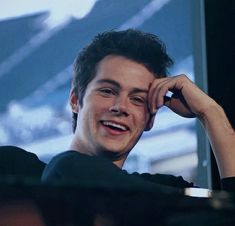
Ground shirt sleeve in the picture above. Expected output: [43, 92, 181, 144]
[132, 172, 195, 189]
[220, 177, 235, 192]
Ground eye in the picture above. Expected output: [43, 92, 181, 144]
[98, 88, 116, 96]
[130, 96, 146, 106]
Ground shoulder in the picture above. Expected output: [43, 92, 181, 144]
[131, 172, 194, 188]
[41, 150, 123, 185]
[0, 145, 46, 181]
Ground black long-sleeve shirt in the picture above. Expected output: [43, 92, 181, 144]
[41, 150, 235, 192]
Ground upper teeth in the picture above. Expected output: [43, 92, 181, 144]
[102, 121, 127, 131]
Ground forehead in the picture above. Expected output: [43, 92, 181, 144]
[92, 55, 155, 89]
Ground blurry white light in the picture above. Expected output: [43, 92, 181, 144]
[8, 103, 54, 129]
[0, 126, 9, 143]
[8, 102, 24, 118]
[56, 121, 71, 135]
[185, 188, 212, 198]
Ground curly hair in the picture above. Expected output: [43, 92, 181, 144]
[71, 29, 173, 132]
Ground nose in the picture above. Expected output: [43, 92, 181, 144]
[109, 95, 129, 117]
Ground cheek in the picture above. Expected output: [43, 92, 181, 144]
[135, 109, 149, 129]
[85, 104, 106, 125]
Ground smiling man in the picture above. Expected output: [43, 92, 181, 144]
[69, 55, 155, 168]
[41, 29, 235, 191]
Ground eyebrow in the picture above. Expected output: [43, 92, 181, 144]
[96, 79, 149, 94]
[97, 79, 121, 89]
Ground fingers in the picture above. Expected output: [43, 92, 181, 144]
[148, 74, 191, 114]
[148, 77, 171, 113]
[148, 74, 218, 119]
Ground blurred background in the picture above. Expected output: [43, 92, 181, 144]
[0, 0, 201, 185]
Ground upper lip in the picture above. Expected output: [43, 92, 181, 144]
[100, 120, 130, 131]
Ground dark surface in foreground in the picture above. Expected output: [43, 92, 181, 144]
[0, 182, 235, 226]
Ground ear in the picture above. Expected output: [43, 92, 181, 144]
[69, 90, 79, 113]
[144, 113, 156, 131]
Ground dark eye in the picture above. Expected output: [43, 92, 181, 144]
[99, 88, 116, 96]
[130, 96, 146, 106]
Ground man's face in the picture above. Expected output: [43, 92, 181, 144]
[71, 55, 156, 164]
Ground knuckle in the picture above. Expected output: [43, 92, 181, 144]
[178, 74, 188, 79]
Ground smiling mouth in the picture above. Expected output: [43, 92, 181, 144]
[101, 121, 129, 132]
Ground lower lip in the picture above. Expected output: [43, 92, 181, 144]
[101, 124, 128, 135]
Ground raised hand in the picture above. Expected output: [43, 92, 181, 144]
[148, 74, 217, 119]
[148, 74, 235, 179]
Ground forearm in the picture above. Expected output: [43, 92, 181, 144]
[149, 75, 235, 179]
[199, 103, 235, 178]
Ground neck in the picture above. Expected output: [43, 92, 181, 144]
[112, 158, 125, 168]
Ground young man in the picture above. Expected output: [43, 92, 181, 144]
[41, 29, 235, 191]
